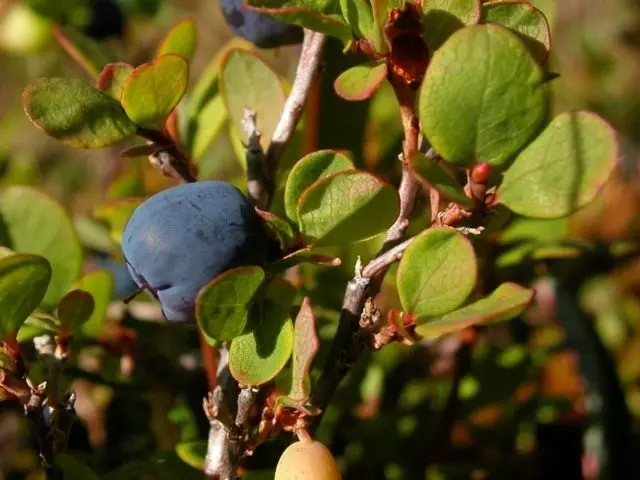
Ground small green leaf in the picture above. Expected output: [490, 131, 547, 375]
[23, 78, 137, 149]
[229, 300, 294, 386]
[334, 62, 388, 101]
[410, 152, 473, 207]
[96, 63, 134, 100]
[297, 170, 399, 247]
[57, 289, 95, 332]
[255, 209, 300, 252]
[73, 216, 117, 254]
[53, 26, 116, 78]
[422, 0, 481, 51]
[156, 19, 197, 61]
[415, 282, 534, 338]
[497, 111, 618, 218]
[371, 0, 390, 53]
[244, 0, 352, 43]
[0, 186, 83, 306]
[284, 149, 354, 222]
[482, 0, 551, 63]
[196, 266, 266, 344]
[397, 227, 477, 320]
[289, 297, 319, 402]
[498, 217, 568, 245]
[0, 254, 51, 340]
[175, 441, 206, 471]
[93, 198, 145, 245]
[339, 0, 375, 40]
[72, 270, 114, 337]
[121, 54, 189, 130]
[219, 49, 286, 151]
[56, 453, 100, 480]
[17, 313, 60, 343]
[419, 24, 547, 166]
[261, 277, 297, 311]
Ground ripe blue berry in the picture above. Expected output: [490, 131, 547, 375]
[121, 181, 271, 322]
[220, 0, 303, 49]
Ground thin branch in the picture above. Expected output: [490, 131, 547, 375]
[263, 30, 327, 205]
[242, 109, 269, 208]
[361, 236, 416, 279]
[137, 128, 196, 184]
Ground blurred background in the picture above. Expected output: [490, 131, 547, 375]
[2, 0, 640, 478]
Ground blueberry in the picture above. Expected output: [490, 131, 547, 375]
[219, 0, 303, 49]
[121, 181, 271, 322]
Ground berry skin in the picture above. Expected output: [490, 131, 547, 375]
[219, 0, 303, 49]
[275, 439, 341, 480]
[121, 181, 271, 322]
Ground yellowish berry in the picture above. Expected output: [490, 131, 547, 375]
[274, 439, 341, 480]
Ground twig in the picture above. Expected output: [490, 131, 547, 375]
[263, 30, 327, 205]
[241, 109, 269, 208]
[137, 128, 196, 184]
[361, 236, 416, 279]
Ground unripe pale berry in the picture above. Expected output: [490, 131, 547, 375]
[471, 162, 491, 184]
[274, 438, 341, 480]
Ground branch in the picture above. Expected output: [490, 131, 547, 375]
[242, 109, 269, 209]
[137, 128, 197, 184]
[263, 30, 327, 206]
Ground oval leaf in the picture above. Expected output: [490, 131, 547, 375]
[255, 209, 299, 252]
[0, 254, 51, 340]
[156, 19, 197, 61]
[397, 227, 477, 320]
[23, 78, 137, 149]
[482, 0, 551, 63]
[288, 297, 319, 402]
[229, 300, 294, 386]
[219, 49, 286, 151]
[422, 0, 482, 51]
[72, 270, 114, 338]
[410, 152, 473, 207]
[419, 24, 548, 166]
[196, 266, 266, 344]
[334, 62, 388, 102]
[497, 111, 618, 219]
[284, 149, 354, 222]
[416, 282, 534, 338]
[0, 187, 83, 306]
[96, 63, 134, 100]
[121, 54, 189, 130]
[57, 289, 95, 332]
[297, 170, 400, 247]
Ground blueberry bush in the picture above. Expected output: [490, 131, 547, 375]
[1, 0, 640, 478]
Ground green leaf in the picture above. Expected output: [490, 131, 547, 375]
[244, 0, 352, 43]
[219, 49, 286, 151]
[0, 254, 51, 340]
[284, 149, 354, 222]
[156, 19, 197, 61]
[93, 198, 144, 245]
[415, 282, 534, 338]
[482, 0, 551, 63]
[397, 227, 477, 320]
[17, 312, 60, 343]
[72, 270, 114, 337]
[371, 0, 390, 53]
[288, 297, 319, 402]
[419, 24, 548, 166]
[184, 39, 252, 160]
[497, 111, 618, 218]
[255, 209, 300, 252]
[229, 299, 294, 386]
[56, 453, 100, 480]
[121, 54, 189, 130]
[498, 217, 568, 245]
[334, 62, 388, 101]
[23, 78, 137, 149]
[0, 186, 83, 306]
[297, 170, 399, 247]
[53, 26, 116, 78]
[175, 441, 206, 471]
[422, 0, 481, 51]
[96, 63, 134, 100]
[410, 152, 473, 207]
[57, 289, 95, 332]
[73, 216, 117, 254]
[196, 266, 266, 344]
[339, 0, 375, 41]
